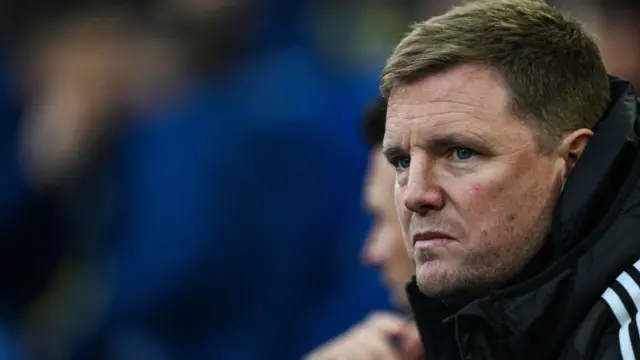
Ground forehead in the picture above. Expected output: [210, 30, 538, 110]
[383, 65, 518, 146]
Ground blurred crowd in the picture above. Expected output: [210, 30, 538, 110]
[0, 0, 638, 359]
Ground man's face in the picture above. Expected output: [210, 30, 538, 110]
[383, 65, 568, 299]
[362, 150, 414, 310]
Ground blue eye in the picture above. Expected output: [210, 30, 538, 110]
[452, 147, 475, 161]
[397, 156, 411, 170]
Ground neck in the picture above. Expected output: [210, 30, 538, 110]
[506, 240, 553, 287]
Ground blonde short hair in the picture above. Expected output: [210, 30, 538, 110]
[381, 0, 610, 151]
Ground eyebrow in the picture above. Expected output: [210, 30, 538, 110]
[431, 134, 494, 154]
[383, 133, 492, 157]
[429, 135, 473, 151]
[381, 145, 406, 162]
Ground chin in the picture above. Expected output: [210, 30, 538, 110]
[415, 259, 458, 298]
[416, 267, 492, 302]
[415, 258, 443, 279]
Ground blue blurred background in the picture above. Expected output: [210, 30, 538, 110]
[0, 0, 637, 359]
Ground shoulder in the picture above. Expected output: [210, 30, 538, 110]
[562, 260, 640, 359]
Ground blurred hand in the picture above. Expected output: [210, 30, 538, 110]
[303, 312, 425, 360]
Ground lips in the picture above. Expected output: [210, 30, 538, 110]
[412, 231, 456, 245]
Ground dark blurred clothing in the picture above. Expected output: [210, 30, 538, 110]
[0, 50, 68, 316]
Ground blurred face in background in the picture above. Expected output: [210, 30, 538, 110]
[19, 8, 181, 185]
[361, 149, 414, 311]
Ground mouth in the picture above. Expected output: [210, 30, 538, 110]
[412, 231, 456, 248]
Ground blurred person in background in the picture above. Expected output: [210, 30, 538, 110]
[381, 0, 640, 359]
[305, 98, 424, 360]
[559, 0, 640, 90]
[57, 0, 392, 359]
[0, 2, 181, 358]
[0, 0, 408, 359]
[19, 10, 181, 360]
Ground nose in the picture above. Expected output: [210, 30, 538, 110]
[361, 233, 388, 268]
[402, 156, 445, 215]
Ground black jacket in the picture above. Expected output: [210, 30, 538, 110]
[407, 78, 640, 360]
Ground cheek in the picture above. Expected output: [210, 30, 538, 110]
[393, 190, 413, 254]
[456, 177, 518, 232]
[458, 164, 555, 232]
[468, 183, 486, 199]
[394, 187, 411, 226]
[464, 153, 545, 205]
[385, 229, 407, 260]
[464, 181, 503, 211]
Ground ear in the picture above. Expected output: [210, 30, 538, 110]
[558, 128, 593, 176]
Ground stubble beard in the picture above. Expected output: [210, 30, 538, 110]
[413, 200, 555, 301]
